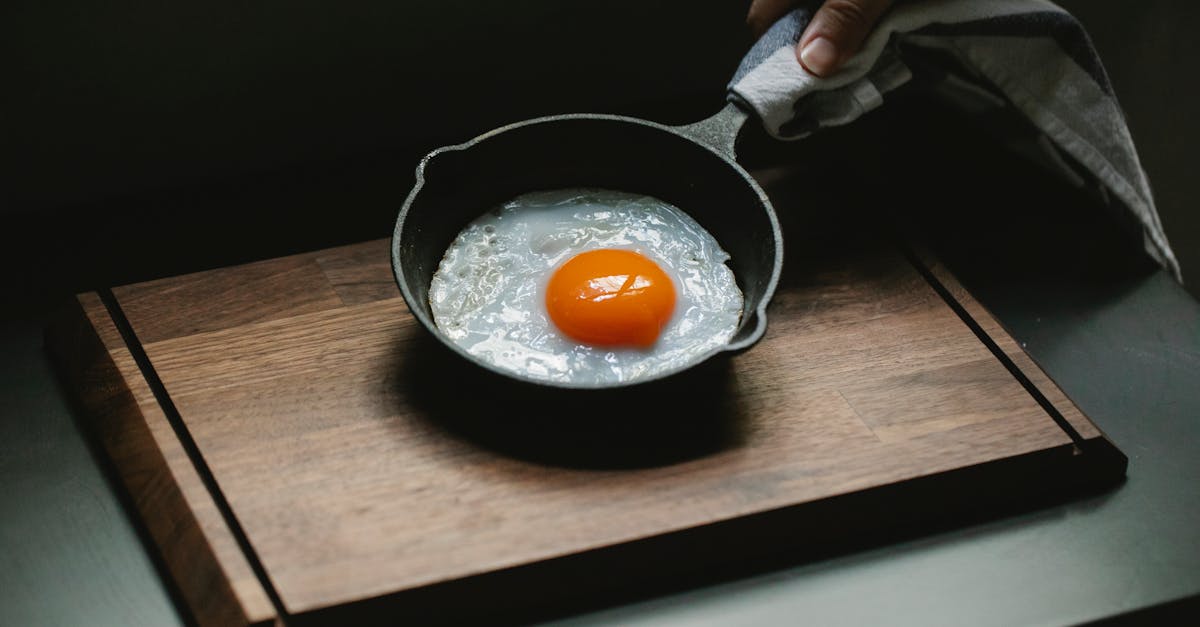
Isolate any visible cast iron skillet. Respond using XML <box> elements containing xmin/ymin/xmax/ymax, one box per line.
<box><xmin>390</xmin><ymin>102</ymin><xmax>781</xmax><ymax>390</ymax></box>
<box><xmin>387</xmin><ymin>7</ymin><xmax>828</xmax><ymax>391</ymax></box>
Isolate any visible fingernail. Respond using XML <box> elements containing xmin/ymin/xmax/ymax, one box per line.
<box><xmin>800</xmin><ymin>37</ymin><xmax>839</xmax><ymax>76</ymax></box>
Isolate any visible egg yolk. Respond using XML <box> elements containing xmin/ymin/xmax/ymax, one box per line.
<box><xmin>545</xmin><ymin>249</ymin><xmax>676</xmax><ymax>348</ymax></box>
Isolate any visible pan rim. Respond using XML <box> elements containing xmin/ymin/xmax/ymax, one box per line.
<box><xmin>391</xmin><ymin>112</ymin><xmax>783</xmax><ymax>390</ymax></box>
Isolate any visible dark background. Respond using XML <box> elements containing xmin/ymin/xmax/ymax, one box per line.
<box><xmin>2</xmin><ymin>2</ymin><xmax>1198</xmax><ymax>625</ymax></box>
<box><xmin>2</xmin><ymin>1</ymin><xmax>1197</xmax><ymax>299</ymax></box>
<box><xmin>2</xmin><ymin>0</ymin><xmax>745</xmax><ymax>212</ymax></box>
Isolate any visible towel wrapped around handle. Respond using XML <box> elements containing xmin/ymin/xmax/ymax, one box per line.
<box><xmin>729</xmin><ymin>0</ymin><xmax>1179</xmax><ymax>279</ymax></box>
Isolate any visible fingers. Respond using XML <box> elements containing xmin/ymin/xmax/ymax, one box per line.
<box><xmin>746</xmin><ymin>0</ymin><xmax>796</xmax><ymax>37</ymax></box>
<box><xmin>798</xmin><ymin>0</ymin><xmax>893</xmax><ymax>76</ymax></box>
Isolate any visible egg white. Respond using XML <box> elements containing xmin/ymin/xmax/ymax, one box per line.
<box><xmin>428</xmin><ymin>188</ymin><xmax>743</xmax><ymax>385</ymax></box>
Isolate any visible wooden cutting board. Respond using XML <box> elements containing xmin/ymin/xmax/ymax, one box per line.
<box><xmin>47</xmin><ymin>208</ymin><xmax>1125</xmax><ymax>626</ymax></box>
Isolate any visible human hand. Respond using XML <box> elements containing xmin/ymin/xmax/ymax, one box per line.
<box><xmin>747</xmin><ymin>0</ymin><xmax>894</xmax><ymax>77</ymax></box>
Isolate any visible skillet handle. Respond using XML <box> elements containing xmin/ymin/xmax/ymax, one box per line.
<box><xmin>726</xmin><ymin>7</ymin><xmax>911</xmax><ymax>139</ymax></box>
<box><xmin>674</xmin><ymin>103</ymin><xmax>749</xmax><ymax>161</ymax></box>
<box><xmin>726</xmin><ymin>7</ymin><xmax>814</xmax><ymax>139</ymax></box>
<box><xmin>673</xmin><ymin>8</ymin><xmax>841</xmax><ymax>158</ymax></box>
<box><xmin>672</xmin><ymin>9</ymin><xmax>822</xmax><ymax>159</ymax></box>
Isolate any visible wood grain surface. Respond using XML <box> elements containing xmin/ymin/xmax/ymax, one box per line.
<box><xmin>52</xmin><ymin>214</ymin><xmax>1125</xmax><ymax>624</ymax></box>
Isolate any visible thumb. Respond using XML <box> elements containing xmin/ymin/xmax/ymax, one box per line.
<box><xmin>798</xmin><ymin>0</ymin><xmax>893</xmax><ymax>77</ymax></box>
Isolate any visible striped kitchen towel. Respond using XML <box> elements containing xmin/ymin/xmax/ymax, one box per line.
<box><xmin>729</xmin><ymin>0</ymin><xmax>1179</xmax><ymax>279</ymax></box>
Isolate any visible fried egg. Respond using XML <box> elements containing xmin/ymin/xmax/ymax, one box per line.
<box><xmin>429</xmin><ymin>188</ymin><xmax>743</xmax><ymax>385</ymax></box>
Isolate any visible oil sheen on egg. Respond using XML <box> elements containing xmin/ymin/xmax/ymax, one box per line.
<box><xmin>428</xmin><ymin>188</ymin><xmax>743</xmax><ymax>385</ymax></box>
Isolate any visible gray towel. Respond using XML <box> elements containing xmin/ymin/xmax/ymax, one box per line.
<box><xmin>729</xmin><ymin>0</ymin><xmax>1179</xmax><ymax>279</ymax></box>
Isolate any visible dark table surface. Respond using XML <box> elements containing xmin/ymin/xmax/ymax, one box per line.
<box><xmin>2</xmin><ymin>98</ymin><xmax>1198</xmax><ymax>626</ymax></box>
